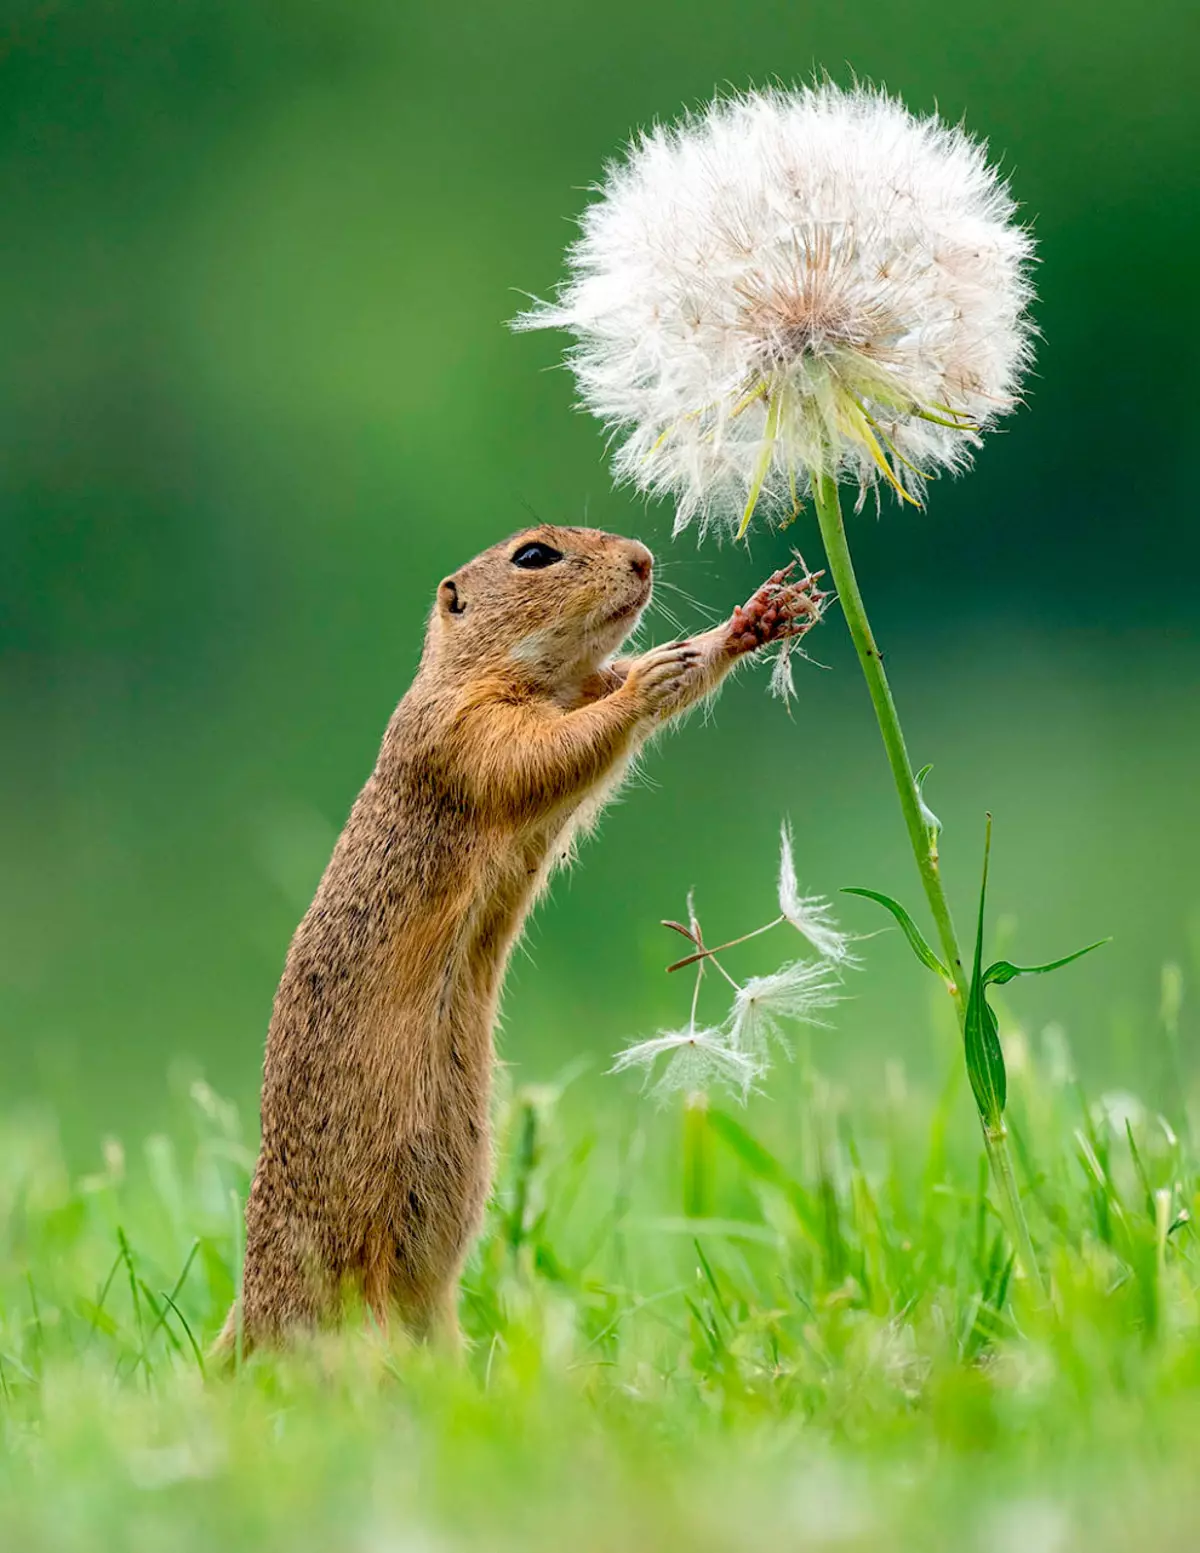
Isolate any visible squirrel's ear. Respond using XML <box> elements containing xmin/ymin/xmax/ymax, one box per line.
<box><xmin>438</xmin><ymin>577</ymin><xmax>466</xmax><ymax>617</ymax></box>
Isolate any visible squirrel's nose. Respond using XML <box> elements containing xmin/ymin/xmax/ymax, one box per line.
<box><xmin>628</xmin><ymin>543</ymin><xmax>653</xmax><ymax>581</ymax></box>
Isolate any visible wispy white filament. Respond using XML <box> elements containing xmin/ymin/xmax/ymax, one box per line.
<box><xmin>516</xmin><ymin>83</ymin><xmax>1035</xmax><ymax>537</ymax></box>
<box><xmin>778</xmin><ymin>822</ymin><xmax>858</xmax><ymax>967</ymax></box>
<box><xmin>728</xmin><ymin>960</ymin><xmax>843</xmax><ymax>1062</ymax></box>
<box><xmin>610</xmin><ymin>1026</ymin><xmax>761</xmax><ymax>1104</ymax></box>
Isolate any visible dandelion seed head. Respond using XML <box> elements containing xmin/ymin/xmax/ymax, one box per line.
<box><xmin>610</xmin><ymin>1027</ymin><xmax>761</xmax><ymax>1104</ymax></box>
<box><xmin>778</xmin><ymin>822</ymin><xmax>859</xmax><ymax>966</ymax></box>
<box><xmin>515</xmin><ymin>82</ymin><xmax>1035</xmax><ymax>537</ymax></box>
<box><xmin>728</xmin><ymin>959</ymin><xmax>843</xmax><ymax>1062</ymax></box>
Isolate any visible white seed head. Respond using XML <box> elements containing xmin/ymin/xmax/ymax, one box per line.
<box><xmin>728</xmin><ymin>959</ymin><xmax>843</xmax><ymax>1062</ymax></box>
<box><xmin>515</xmin><ymin>83</ymin><xmax>1035</xmax><ymax>537</ymax></box>
<box><xmin>610</xmin><ymin>1026</ymin><xmax>761</xmax><ymax>1104</ymax></box>
<box><xmin>778</xmin><ymin>822</ymin><xmax>859</xmax><ymax>967</ymax></box>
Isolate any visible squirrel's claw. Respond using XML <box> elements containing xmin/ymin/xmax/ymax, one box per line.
<box><xmin>726</xmin><ymin>562</ymin><xmax>829</xmax><ymax>655</ymax></box>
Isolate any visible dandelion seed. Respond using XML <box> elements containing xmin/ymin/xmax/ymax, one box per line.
<box><xmin>778</xmin><ymin>822</ymin><xmax>858</xmax><ymax>966</ymax></box>
<box><xmin>515</xmin><ymin>82</ymin><xmax>1034</xmax><ymax>537</ymax></box>
<box><xmin>728</xmin><ymin>959</ymin><xmax>843</xmax><ymax>1063</ymax></box>
<box><xmin>610</xmin><ymin>1026</ymin><xmax>761</xmax><ymax>1104</ymax></box>
<box><xmin>769</xmin><ymin>641</ymin><xmax>796</xmax><ymax>702</ymax></box>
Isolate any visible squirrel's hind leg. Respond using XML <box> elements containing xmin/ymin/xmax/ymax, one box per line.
<box><xmin>232</xmin><ymin>1212</ymin><xmax>340</xmax><ymax>1351</ymax></box>
<box><xmin>413</xmin><ymin>1281</ymin><xmax>465</xmax><ymax>1355</ymax></box>
<box><xmin>361</xmin><ymin>1222</ymin><xmax>398</xmax><ymax>1340</ymax></box>
<box><xmin>208</xmin><ymin>1275</ymin><xmax>324</xmax><ymax>1365</ymax></box>
<box><xmin>390</xmin><ymin>1269</ymin><xmax>465</xmax><ymax>1356</ymax></box>
<box><xmin>361</xmin><ymin>1221</ymin><xmax>464</xmax><ymax>1354</ymax></box>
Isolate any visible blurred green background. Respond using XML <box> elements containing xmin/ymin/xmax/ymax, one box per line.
<box><xmin>1</xmin><ymin>0</ymin><xmax>1197</xmax><ymax>1152</ymax></box>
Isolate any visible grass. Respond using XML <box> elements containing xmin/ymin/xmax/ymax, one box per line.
<box><xmin>2</xmin><ymin>1007</ymin><xmax>1199</xmax><ymax>1553</ymax></box>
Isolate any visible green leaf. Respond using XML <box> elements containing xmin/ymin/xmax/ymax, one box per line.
<box><xmin>983</xmin><ymin>940</ymin><xmax>1110</xmax><ymax>986</ymax></box>
<box><xmin>964</xmin><ymin>818</ymin><xmax>1007</xmax><ymax>1130</ymax></box>
<box><xmin>965</xmin><ymin>976</ymin><xmax>1007</xmax><ymax>1131</ymax></box>
<box><xmin>842</xmin><ymin>887</ymin><xmax>950</xmax><ymax>981</ymax></box>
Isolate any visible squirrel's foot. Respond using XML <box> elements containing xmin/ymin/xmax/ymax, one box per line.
<box><xmin>726</xmin><ymin>560</ymin><xmax>829</xmax><ymax>656</ymax></box>
<box><xmin>624</xmin><ymin>641</ymin><xmax>704</xmax><ymax>716</ymax></box>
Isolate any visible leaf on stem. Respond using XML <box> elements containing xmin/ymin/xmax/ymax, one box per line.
<box><xmin>964</xmin><ymin>818</ymin><xmax>1007</xmax><ymax>1131</ymax></box>
<box><xmin>841</xmin><ymin>887</ymin><xmax>950</xmax><ymax>981</ymax></box>
<box><xmin>983</xmin><ymin>940</ymin><xmax>1110</xmax><ymax>986</ymax></box>
<box><xmin>965</xmin><ymin>976</ymin><xmax>1007</xmax><ymax>1133</ymax></box>
<box><xmin>965</xmin><ymin>819</ymin><xmax>1108</xmax><ymax>1131</ymax></box>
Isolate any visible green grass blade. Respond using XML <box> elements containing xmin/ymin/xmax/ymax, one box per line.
<box><xmin>707</xmin><ymin>1110</ymin><xmax>822</xmax><ymax>1241</ymax></box>
<box><xmin>158</xmin><ymin>1289</ymin><xmax>206</xmax><ymax>1377</ymax></box>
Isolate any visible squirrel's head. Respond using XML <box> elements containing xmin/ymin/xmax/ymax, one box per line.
<box><xmin>426</xmin><ymin>525</ymin><xmax>653</xmax><ymax>686</ymax></box>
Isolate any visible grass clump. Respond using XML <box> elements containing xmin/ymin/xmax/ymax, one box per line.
<box><xmin>2</xmin><ymin>1022</ymin><xmax>1199</xmax><ymax>1552</ymax></box>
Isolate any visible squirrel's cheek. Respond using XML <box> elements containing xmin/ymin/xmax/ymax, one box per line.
<box><xmin>510</xmin><ymin>629</ymin><xmax>555</xmax><ymax>667</ymax></box>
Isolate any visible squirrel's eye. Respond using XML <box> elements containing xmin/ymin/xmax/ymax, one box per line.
<box><xmin>511</xmin><ymin>542</ymin><xmax>564</xmax><ymax>570</ymax></box>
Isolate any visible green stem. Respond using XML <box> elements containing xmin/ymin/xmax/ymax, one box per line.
<box><xmin>809</xmin><ymin>470</ymin><xmax>1045</xmax><ymax>1302</ymax></box>
<box><xmin>983</xmin><ymin>1125</ymin><xmax>1043</xmax><ymax>1304</ymax></box>
<box><xmin>809</xmin><ymin>473</ymin><xmax>966</xmax><ymax>1005</ymax></box>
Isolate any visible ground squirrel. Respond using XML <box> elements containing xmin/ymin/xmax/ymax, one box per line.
<box><xmin>221</xmin><ymin>525</ymin><xmax>825</xmax><ymax>1353</ymax></box>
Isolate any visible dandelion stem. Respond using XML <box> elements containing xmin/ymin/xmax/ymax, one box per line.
<box><xmin>808</xmin><ymin>470</ymin><xmax>1045</xmax><ymax>1301</ymax></box>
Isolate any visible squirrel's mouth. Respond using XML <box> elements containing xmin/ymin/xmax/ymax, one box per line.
<box><xmin>602</xmin><ymin>581</ymin><xmax>652</xmax><ymax>628</ymax></box>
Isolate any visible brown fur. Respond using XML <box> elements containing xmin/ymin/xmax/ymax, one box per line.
<box><xmin>218</xmin><ymin>526</ymin><xmax>824</xmax><ymax>1355</ymax></box>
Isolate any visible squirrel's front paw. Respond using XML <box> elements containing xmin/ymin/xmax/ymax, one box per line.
<box><xmin>726</xmin><ymin>560</ymin><xmax>829</xmax><ymax>656</ymax></box>
<box><xmin>624</xmin><ymin>642</ymin><xmax>703</xmax><ymax>716</ymax></box>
